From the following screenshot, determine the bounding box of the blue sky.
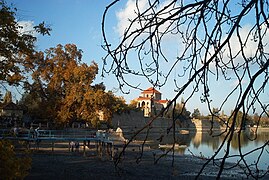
[8,1,132,97]
[6,0,269,115]
[12,0,113,64]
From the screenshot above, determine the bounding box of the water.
[186,129,269,170]
[128,128,269,170]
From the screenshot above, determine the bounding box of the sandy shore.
[24,146,265,180]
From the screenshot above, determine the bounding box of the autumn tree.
[0,1,51,90]
[24,44,97,124]
[129,99,139,109]
[102,0,269,178]
[24,44,126,127]
[0,2,50,178]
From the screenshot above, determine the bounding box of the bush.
[0,140,31,179]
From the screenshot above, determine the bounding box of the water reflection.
[127,128,269,170]
[191,129,269,170]
[189,129,269,170]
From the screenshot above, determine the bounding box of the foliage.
[192,108,201,119]
[228,110,253,129]
[165,102,191,122]
[0,140,31,179]
[102,0,269,178]
[259,115,269,126]
[0,1,51,89]
[24,44,97,124]
[3,90,12,103]
[247,112,269,127]
[19,92,46,121]
[23,44,127,126]
[0,1,33,86]
[129,99,140,110]
[212,108,220,116]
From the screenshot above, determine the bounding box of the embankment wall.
[111,110,195,133]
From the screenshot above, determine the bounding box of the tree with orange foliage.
[24,44,125,127]
[0,1,51,91]
[0,2,50,178]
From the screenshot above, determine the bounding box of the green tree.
[19,92,46,121]
[212,108,220,116]
[192,108,201,119]
[165,102,191,122]
[229,110,252,129]
[94,91,128,125]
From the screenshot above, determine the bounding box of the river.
[127,127,269,171]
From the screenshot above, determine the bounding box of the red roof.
[142,87,161,94]
[136,97,151,101]
[158,99,169,104]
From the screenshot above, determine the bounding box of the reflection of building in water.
[191,131,223,150]
[191,118,222,149]
[192,131,203,149]
[135,87,170,117]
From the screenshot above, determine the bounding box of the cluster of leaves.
[0,1,34,86]
[192,108,201,119]
[0,140,31,179]
[0,1,51,89]
[21,44,127,126]
[0,1,52,178]
[164,102,191,122]
[0,1,127,127]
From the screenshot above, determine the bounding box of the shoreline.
[24,148,267,180]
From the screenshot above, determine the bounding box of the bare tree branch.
[102,0,269,178]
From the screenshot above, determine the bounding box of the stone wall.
[191,118,222,131]
[111,110,195,133]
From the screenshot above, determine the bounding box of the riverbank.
[25,148,266,180]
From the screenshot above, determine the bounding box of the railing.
[36,129,96,139]
[0,129,102,141]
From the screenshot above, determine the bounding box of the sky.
[8,1,132,98]
[6,0,269,115]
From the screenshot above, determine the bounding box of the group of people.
[11,126,40,140]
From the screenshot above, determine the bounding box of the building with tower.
[135,87,170,117]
